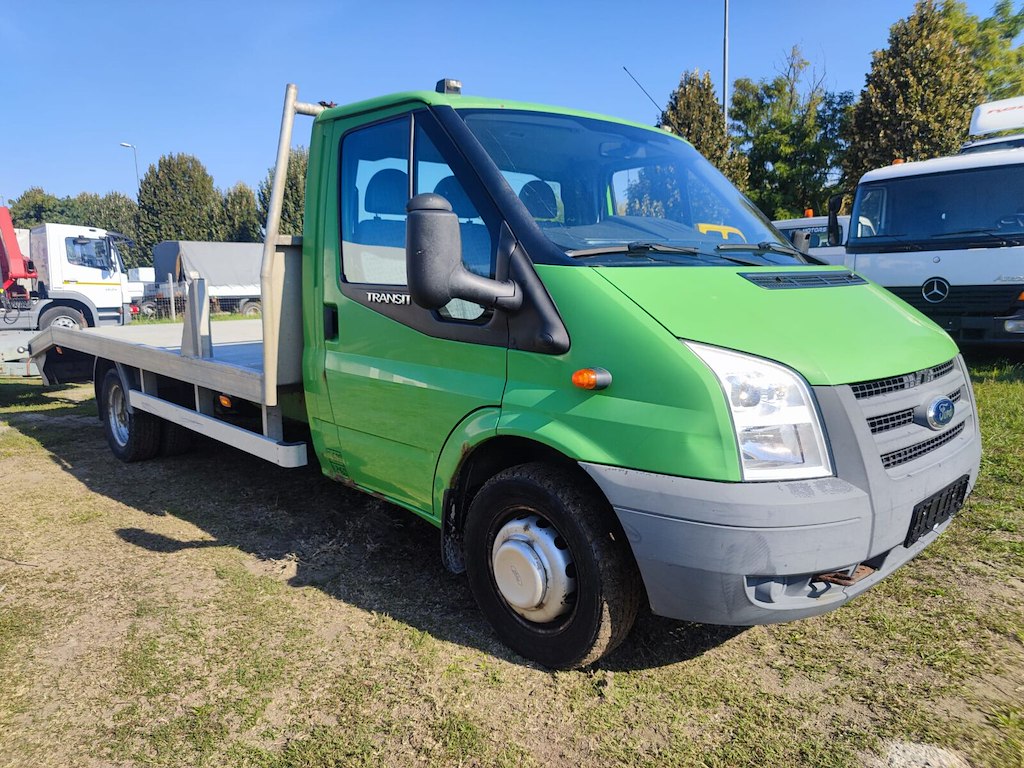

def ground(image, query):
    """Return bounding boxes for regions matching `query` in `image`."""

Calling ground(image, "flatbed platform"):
[30,319,268,403]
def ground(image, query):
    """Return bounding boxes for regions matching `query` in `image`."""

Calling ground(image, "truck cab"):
[0,217,132,331]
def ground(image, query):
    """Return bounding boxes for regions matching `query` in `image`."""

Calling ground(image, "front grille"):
[887,284,1023,316]
[881,422,965,468]
[851,360,955,400]
[741,271,867,290]
[867,387,963,434]
[845,358,972,473]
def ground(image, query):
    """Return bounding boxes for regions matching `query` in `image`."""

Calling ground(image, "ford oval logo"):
[926,397,955,430]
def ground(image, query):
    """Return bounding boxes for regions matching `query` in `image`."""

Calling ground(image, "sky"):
[0,0,1009,205]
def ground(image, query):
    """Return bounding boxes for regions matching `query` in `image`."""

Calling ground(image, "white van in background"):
[773,215,849,265]
[835,97,1024,344]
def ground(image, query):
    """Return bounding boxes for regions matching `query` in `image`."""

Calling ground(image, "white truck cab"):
[836,97,1024,344]
[1,219,133,330]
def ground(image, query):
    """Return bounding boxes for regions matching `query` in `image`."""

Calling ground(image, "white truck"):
[0,211,134,331]
[831,96,1024,344]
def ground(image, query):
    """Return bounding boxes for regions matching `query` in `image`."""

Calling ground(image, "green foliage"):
[843,0,985,184]
[8,187,73,227]
[943,0,1024,101]
[730,47,849,219]
[257,147,308,236]
[659,70,749,190]
[222,183,262,243]
[137,154,226,257]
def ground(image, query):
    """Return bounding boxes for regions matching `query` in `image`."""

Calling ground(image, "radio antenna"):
[622,66,663,115]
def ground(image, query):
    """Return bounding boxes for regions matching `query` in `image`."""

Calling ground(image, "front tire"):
[38,305,87,330]
[101,369,161,462]
[464,463,642,669]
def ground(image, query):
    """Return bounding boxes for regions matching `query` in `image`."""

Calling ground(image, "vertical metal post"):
[723,0,730,130]
[167,273,176,321]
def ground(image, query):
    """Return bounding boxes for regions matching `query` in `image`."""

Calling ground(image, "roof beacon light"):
[436,79,462,95]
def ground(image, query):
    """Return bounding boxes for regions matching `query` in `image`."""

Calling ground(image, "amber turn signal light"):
[218,394,233,409]
[572,367,612,390]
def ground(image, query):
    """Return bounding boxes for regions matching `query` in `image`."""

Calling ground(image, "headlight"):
[685,341,832,481]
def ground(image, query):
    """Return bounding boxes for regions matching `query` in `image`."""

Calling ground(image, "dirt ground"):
[1,379,1022,768]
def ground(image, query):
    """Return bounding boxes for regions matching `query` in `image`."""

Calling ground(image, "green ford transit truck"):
[30,82,982,668]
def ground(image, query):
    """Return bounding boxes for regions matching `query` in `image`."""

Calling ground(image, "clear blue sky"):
[0,0,1009,204]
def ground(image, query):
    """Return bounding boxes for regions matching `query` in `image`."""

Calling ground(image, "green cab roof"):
[316,89,681,139]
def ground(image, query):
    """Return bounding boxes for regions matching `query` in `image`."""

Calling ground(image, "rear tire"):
[240,300,261,317]
[137,299,158,319]
[101,369,161,462]
[464,463,642,669]
[159,421,194,456]
[38,305,87,330]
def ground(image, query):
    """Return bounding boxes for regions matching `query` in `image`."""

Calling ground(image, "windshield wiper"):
[567,241,702,259]
[929,228,1021,244]
[717,241,803,258]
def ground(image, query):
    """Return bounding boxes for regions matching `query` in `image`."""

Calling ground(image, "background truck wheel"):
[101,369,161,462]
[239,300,261,317]
[137,299,158,319]
[464,463,643,669]
[38,305,87,330]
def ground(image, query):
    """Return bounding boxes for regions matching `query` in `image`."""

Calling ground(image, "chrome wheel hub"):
[107,383,129,447]
[491,514,576,623]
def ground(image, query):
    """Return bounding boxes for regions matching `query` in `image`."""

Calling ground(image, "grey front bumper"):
[580,375,981,626]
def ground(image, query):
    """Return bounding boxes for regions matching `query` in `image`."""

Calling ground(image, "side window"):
[340,117,410,286]
[65,237,112,270]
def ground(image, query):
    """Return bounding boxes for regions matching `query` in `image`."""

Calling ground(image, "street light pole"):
[119,142,140,197]
[723,0,729,130]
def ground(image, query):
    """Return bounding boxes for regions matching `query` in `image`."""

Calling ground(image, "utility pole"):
[723,0,730,130]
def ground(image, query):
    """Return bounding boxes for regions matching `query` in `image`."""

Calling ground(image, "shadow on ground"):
[12,407,740,671]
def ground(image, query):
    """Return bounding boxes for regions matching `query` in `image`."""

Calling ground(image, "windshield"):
[848,163,1024,252]
[461,110,799,266]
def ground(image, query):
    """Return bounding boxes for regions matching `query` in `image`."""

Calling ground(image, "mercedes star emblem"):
[922,277,951,303]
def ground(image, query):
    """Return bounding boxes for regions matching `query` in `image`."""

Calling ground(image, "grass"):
[1,356,1022,767]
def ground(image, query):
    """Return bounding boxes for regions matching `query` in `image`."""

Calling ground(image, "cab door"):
[321,110,509,517]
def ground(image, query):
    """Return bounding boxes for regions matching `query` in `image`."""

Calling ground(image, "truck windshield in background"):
[848,163,1024,252]
[460,110,799,265]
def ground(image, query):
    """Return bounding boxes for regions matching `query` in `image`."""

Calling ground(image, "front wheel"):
[101,369,161,462]
[38,305,86,330]
[464,463,643,669]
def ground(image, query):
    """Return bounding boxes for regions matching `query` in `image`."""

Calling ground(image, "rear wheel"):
[464,463,642,669]
[38,305,86,330]
[137,299,158,319]
[101,369,161,462]
[240,300,261,317]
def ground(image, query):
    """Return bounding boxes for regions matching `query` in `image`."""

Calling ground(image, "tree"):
[8,187,72,227]
[843,0,984,184]
[943,0,1024,101]
[222,182,262,242]
[659,70,748,190]
[137,153,226,257]
[730,47,847,219]
[258,147,308,236]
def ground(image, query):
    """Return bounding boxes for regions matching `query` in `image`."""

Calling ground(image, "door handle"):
[324,304,339,340]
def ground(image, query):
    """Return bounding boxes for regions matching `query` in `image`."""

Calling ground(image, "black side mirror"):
[406,193,522,312]
[827,194,844,247]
